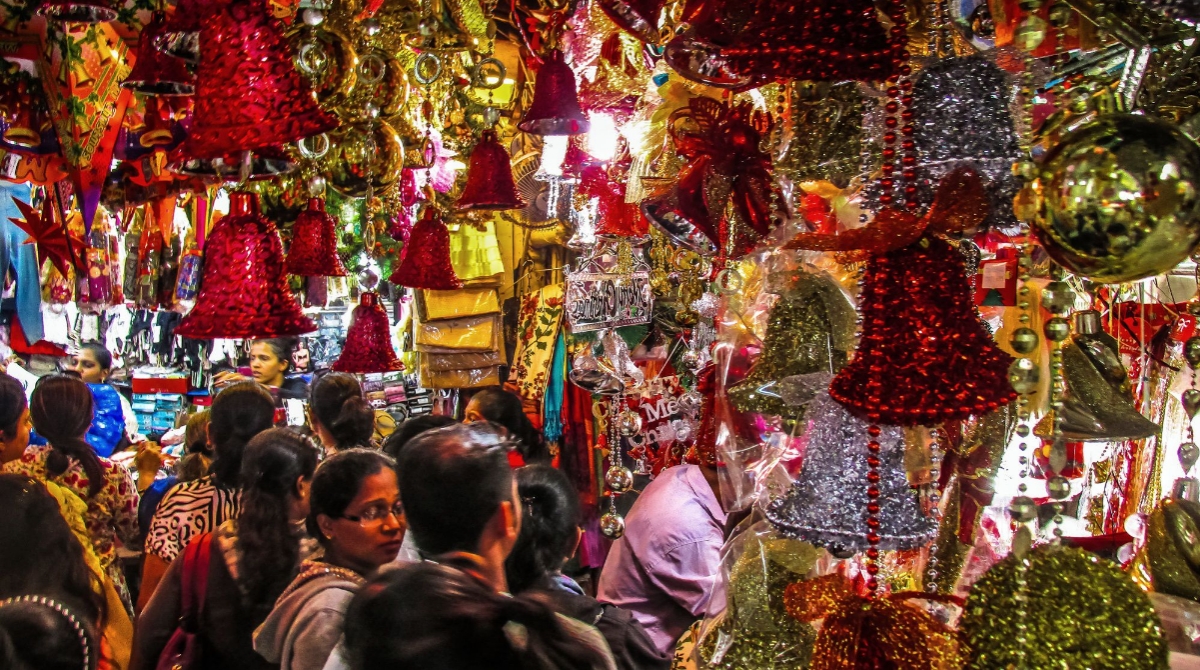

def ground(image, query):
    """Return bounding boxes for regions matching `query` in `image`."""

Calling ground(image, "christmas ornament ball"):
[605,465,635,493]
[600,511,626,539]
[326,121,404,198]
[1035,114,1200,283]
[618,409,644,437]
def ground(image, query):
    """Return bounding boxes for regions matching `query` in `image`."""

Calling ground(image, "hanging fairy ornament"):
[785,167,1016,426]
[665,98,781,261]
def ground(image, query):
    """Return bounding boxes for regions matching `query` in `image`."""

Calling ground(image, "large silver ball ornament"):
[1034,114,1200,283]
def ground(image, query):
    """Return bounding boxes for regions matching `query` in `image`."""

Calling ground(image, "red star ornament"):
[9,196,84,277]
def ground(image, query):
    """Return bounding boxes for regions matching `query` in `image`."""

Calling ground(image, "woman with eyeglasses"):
[254,449,404,670]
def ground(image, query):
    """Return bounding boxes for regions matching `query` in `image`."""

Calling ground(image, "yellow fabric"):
[415,315,497,351]
[42,481,133,670]
[420,364,502,389]
[449,219,505,282]
[421,288,501,320]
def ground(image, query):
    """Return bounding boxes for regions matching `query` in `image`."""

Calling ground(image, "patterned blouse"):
[3,445,139,598]
[146,474,241,563]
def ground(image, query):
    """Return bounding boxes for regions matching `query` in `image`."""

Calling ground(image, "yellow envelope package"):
[421,288,501,321]
[420,364,503,389]
[415,315,497,351]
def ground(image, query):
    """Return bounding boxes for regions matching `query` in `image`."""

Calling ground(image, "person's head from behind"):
[237,428,319,611]
[309,373,375,452]
[251,338,297,388]
[464,388,549,464]
[381,414,456,463]
[0,373,31,464]
[343,562,605,670]
[208,381,276,488]
[0,597,96,670]
[30,375,103,497]
[68,342,112,384]
[0,474,102,670]
[504,465,581,594]
[397,424,519,564]
[309,449,404,576]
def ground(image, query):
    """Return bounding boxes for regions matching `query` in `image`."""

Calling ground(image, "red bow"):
[671,97,778,258]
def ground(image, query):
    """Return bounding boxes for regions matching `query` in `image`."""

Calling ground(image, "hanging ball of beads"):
[618,409,644,437]
[605,466,635,494]
[1034,114,1200,283]
[600,511,626,539]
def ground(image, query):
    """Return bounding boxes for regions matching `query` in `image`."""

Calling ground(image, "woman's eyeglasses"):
[342,500,404,526]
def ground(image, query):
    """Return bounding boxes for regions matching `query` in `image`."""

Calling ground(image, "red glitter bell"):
[175,192,316,339]
[175,0,337,160]
[153,0,205,63]
[388,208,464,290]
[517,50,590,136]
[286,198,347,277]
[38,0,116,23]
[333,291,404,373]
[123,12,195,96]
[829,236,1016,426]
[580,164,647,238]
[457,130,526,210]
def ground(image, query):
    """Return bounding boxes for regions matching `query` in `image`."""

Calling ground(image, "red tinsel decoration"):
[175,0,336,159]
[388,208,463,290]
[333,291,404,373]
[457,130,526,210]
[286,198,347,277]
[175,192,316,339]
[720,0,904,82]
[579,165,647,238]
[830,236,1016,426]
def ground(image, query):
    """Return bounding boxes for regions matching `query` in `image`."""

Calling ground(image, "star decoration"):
[9,196,84,277]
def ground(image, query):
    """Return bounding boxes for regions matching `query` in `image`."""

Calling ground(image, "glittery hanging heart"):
[1184,389,1200,419]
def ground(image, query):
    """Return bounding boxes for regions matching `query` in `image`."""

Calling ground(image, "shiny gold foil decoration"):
[962,546,1169,669]
[1132,498,1200,602]
[696,535,819,670]
[326,120,404,198]
[782,574,966,670]
[775,82,865,189]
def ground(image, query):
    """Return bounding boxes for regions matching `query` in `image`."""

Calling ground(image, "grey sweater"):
[253,569,361,670]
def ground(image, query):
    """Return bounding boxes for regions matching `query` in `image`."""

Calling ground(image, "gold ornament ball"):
[962,545,1169,670]
[618,409,644,437]
[600,511,626,539]
[326,121,404,198]
[1035,114,1200,283]
[605,466,634,494]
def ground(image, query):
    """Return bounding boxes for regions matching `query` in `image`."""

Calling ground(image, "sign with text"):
[565,250,653,333]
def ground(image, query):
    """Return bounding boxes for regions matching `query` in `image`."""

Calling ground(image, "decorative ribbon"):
[670,97,777,258]
[783,574,966,670]
[785,166,989,262]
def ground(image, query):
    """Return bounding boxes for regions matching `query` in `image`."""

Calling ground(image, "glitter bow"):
[785,166,989,262]
[671,98,778,259]
[783,574,966,670]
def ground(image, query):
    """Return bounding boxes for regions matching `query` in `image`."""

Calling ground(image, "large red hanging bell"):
[457,130,526,210]
[517,50,590,136]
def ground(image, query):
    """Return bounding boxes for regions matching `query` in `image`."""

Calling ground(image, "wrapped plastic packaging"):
[420,287,500,320]
[415,314,498,351]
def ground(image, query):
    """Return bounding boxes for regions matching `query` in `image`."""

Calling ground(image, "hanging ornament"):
[596,0,663,43]
[122,12,196,97]
[175,192,316,339]
[457,130,526,210]
[289,24,359,110]
[1131,494,1200,601]
[9,196,84,278]
[153,0,204,63]
[388,208,464,290]
[1,79,59,155]
[599,508,626,539]
[605,464,634,493]
[38,0,116,23]
[333,291,405,373]
[766,381,937,554]
[581,165,648,238]
[670,98,780,259]
[285,198,348,277]
[518,50,591,136]
[1032,114,1200,283]
[962,545,1169,669]
[324,122,403,198]
[1033,309,1159,441]
[617,408,643,437]
[175,0,337,160]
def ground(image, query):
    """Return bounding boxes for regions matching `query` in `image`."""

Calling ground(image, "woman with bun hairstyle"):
[139,382,276,611]
[2,375,139,614]
[0,474,105,670]
[308,373,377,454]
[255,449,405,670]
[343,561,615,670]
[132,428,319,670]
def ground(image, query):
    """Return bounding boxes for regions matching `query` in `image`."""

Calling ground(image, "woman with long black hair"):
[132,427,319,670]
[2,374,139,614]
[464,387,551,465]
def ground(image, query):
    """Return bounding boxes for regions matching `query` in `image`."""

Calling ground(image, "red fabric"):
[9,317,67,356]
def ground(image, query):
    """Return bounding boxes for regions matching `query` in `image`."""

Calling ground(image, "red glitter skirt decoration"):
[333,291,404,373]
[830,236,1015,426]
[286,198,347,277]
[175,192,316,339]
[388,208,464,290]
[175,0,337,159]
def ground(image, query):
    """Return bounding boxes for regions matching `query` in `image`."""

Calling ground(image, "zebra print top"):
[145,474,241,563]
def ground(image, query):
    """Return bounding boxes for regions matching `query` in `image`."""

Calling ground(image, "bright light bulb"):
[587,113,619,162]
[538,135,569,177]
